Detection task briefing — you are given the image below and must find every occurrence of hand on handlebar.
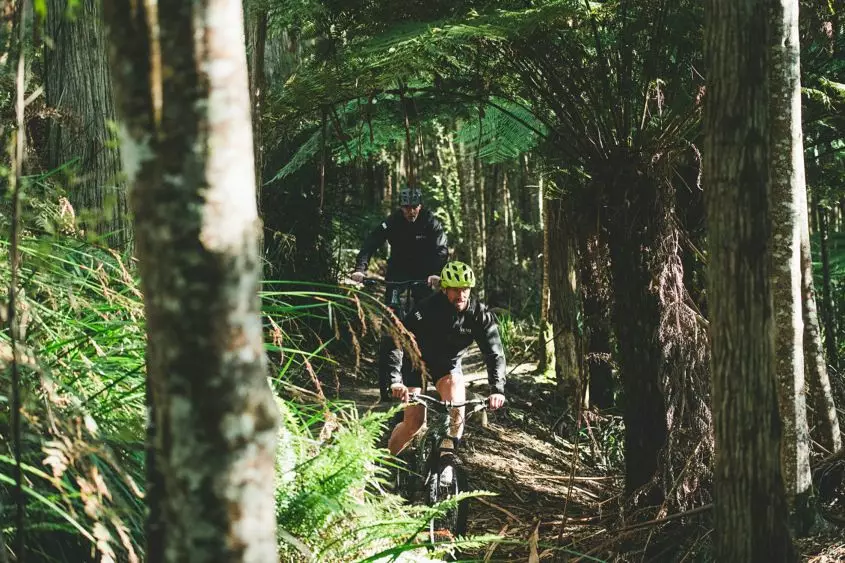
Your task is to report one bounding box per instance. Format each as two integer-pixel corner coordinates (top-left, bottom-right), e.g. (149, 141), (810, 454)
(488, 393), (506, 410)
(426, 275), (441, 289)
(350, 271), (364, 283)
(391, 383), (410, 402)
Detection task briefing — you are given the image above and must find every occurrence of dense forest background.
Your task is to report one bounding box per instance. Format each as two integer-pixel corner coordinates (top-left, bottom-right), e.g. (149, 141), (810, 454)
(1, 0), (845, 561)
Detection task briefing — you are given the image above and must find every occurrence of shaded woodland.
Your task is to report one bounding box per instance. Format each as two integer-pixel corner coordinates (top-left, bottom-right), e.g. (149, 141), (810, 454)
(1, 0), (845, 561)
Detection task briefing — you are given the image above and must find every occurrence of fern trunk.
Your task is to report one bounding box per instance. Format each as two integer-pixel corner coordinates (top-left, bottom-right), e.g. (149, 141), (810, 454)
(605, 170), (667, 499)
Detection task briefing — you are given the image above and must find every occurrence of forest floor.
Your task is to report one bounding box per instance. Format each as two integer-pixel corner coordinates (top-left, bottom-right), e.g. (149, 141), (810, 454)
(330, 345), (845, 562)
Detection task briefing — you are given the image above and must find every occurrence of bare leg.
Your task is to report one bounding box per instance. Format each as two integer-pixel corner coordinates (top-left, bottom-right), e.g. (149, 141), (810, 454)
(435, 373), (466, 447)
(387, 389), (424, 455)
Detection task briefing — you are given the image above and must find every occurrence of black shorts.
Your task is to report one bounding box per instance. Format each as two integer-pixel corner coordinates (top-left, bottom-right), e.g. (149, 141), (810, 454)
(401, 355), (464, 389)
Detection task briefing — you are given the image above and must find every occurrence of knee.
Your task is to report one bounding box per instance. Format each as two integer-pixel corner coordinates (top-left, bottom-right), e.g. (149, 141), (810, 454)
(403, 405), (425, 430)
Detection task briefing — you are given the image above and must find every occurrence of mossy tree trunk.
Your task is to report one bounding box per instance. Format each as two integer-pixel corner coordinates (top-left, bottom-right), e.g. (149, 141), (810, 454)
(104, 1), (280, 561)
(704, 0), (795, 558)
(768, 0), (816, 533)
(45, 0), (130, 249)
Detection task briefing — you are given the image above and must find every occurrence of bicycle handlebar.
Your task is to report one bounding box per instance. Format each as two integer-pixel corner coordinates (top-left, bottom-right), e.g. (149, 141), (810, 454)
(408, 392), (489, 410)
(362, 277), (430, 286)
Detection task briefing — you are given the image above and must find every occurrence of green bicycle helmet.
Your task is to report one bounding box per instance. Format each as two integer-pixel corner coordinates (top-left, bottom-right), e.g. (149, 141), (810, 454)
(440, 261), (476, 288)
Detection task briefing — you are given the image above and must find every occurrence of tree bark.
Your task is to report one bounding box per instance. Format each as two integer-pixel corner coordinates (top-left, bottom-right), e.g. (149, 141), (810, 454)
(768, 0), (815, 533)
(704, 0), (795, 558)
(816, 204), (838, 372)
(605, 170), (667, 499)
(103, 1), (280, 562)
(245, 3), (268, 200)
(547, 198), (583, 414)
(538, 187), (555, 375)
(484, 164), (509, 306)
(802, 225), (842, 454)
(581, 235), (614, 409)
(45, 0), (131, 249)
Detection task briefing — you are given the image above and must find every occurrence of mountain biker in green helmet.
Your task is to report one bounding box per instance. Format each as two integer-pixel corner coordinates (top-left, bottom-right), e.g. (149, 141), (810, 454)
(351, 184), (449, 402)
(387, 261), (507, 475)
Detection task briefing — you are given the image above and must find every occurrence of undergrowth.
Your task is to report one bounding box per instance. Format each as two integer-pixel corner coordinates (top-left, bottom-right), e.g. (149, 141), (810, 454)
(0, 198), (475, 562)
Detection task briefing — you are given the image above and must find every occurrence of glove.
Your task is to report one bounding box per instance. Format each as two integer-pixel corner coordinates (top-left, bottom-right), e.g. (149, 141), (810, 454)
(351, 271), (364, 283)
(427, 275), (441, 288)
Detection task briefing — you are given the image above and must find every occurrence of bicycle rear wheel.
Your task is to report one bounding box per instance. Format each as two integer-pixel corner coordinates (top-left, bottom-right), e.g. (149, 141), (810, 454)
(426, 459), (469, 541)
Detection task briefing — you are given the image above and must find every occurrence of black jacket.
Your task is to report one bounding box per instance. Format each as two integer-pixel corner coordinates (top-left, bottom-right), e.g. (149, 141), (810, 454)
(401, 292), (506, 394)
(354, 208), (448, 281)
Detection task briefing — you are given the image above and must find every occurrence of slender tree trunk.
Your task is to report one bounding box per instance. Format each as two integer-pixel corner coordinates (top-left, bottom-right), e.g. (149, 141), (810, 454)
(538, 186), (555, 375)
(45, 0), (131, 249)
(104, 1), (280, 561)
(802, 227), (842, 454)
(704, 0), (795, 558)
(475, 157), (487, 276)
(245, 3), (267, 197)
(768, 0), (815, 533)
(800, 203), (840, 453)
(816, 203), (838, 370)
(484, 164), (509, 305)
(456, 140), (476, 266)
(547, 198), (582, 414)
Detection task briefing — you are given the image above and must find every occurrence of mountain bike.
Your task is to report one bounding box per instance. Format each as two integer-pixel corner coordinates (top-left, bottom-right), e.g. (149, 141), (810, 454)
(395, 392), (489, 542)
(361, 276), (433, 319)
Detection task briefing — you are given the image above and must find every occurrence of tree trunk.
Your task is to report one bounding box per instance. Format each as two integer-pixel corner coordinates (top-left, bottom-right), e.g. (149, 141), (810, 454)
(816, 204), (838, 372)
(103, 2), (280, 562)
(538, 186), (555, 376)
(768, 0), (815, 533)
(802, 224), (842, 454)
(475, 157), (487, 277)
(703, 0), (795, 558)
(547, 198), (582, 415)
(484, 164), (509, 306)
(581, 235), (614, 409)
(456, 140), (477, 269)
(45, 0), (130, 249)
(245, 3), (267, 197)
(605, 170), (667, 499)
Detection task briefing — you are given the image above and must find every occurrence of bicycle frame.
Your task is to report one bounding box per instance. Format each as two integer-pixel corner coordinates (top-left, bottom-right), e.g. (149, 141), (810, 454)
(398, 393), (487, 496)
(362, 277), (430, 318)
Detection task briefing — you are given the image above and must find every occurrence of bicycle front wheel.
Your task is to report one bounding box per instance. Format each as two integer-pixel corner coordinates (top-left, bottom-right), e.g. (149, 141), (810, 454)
(426, 460), (469, 542)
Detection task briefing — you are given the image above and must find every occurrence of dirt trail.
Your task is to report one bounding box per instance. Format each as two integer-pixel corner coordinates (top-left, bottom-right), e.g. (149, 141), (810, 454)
(334, 345), (622, 561)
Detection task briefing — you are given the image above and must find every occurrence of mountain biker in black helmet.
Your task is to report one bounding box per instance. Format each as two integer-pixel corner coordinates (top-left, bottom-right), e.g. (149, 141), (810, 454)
(351, 184), (449, 402)
(387, 261), (506, 478)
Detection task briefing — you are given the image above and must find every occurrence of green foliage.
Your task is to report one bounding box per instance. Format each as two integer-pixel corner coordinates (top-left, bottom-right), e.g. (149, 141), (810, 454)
(0, 190), (485, 560)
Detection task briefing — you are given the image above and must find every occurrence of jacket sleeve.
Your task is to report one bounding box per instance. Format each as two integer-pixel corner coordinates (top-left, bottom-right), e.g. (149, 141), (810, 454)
(428, 216), (449, 274)
(472, 303), (506, 395)
(354, 216), (391, 272)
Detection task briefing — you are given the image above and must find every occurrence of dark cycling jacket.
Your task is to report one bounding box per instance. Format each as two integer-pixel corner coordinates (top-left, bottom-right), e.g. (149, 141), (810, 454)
(354, 208), (448, 281)
(398, 292), (506, 395)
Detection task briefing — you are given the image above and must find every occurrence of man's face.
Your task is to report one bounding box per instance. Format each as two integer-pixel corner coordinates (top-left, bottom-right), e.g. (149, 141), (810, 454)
(444, 287), (471, 311)
(401, 204), (421, 222)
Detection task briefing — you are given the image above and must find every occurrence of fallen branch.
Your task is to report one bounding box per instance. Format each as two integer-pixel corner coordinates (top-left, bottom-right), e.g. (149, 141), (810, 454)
(476, 497), (526, 525)
(616, 503), (712, 533)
